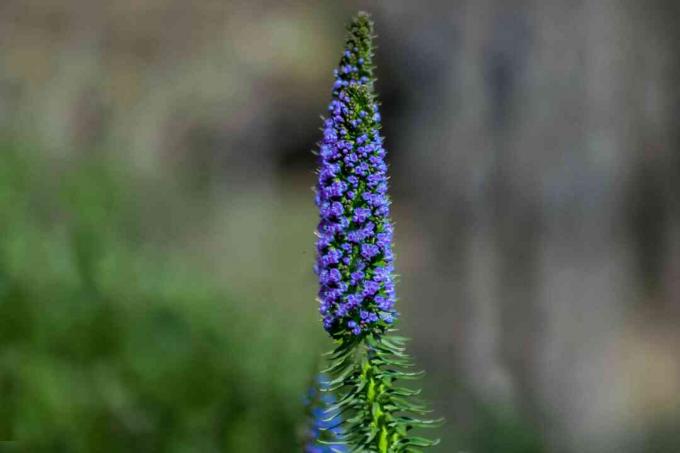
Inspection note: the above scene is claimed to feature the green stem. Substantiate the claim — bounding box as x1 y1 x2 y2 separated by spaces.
324 332 439 452
363 350 396 452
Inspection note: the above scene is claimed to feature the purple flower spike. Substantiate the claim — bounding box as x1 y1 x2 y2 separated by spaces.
313 14 397 338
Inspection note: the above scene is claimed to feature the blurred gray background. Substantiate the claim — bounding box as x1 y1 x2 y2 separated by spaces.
1 1 679 451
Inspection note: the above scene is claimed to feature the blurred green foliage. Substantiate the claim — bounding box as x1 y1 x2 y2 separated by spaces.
466 403 545 453
0 141 321 452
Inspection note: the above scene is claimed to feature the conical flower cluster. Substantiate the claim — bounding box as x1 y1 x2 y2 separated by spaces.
312 12 440 452
315 12 397 339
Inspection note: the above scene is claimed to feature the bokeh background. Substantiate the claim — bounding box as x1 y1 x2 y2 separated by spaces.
1 1 679 452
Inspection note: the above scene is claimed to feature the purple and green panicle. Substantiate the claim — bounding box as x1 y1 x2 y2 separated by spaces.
311 12 440 452
315 11 397 339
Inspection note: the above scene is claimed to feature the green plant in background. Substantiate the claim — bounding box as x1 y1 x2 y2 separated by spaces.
312 13 440 452
0 142 321 452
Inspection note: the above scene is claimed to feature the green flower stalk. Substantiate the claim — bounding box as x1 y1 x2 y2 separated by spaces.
313 12 440 452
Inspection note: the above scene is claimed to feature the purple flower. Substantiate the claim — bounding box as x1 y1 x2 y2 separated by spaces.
353 207 371 224
360 243 380 260
380 312 394 324
346 293 363 307
362 280 380 297
321 248 343 266
313 12 398 338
